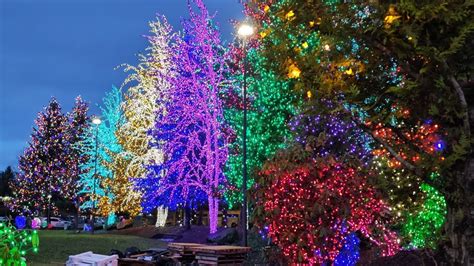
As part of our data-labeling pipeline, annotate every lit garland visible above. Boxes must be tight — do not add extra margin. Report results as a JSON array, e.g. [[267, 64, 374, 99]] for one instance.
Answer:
[[290, 102, 373, 163], [0, 223, 39, 265], [143, 0, 228, 234], [368, 119, 448, 247]]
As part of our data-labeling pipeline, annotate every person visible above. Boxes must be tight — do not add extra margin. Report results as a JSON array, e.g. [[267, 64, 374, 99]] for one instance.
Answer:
[[26, 216, 32, 229]]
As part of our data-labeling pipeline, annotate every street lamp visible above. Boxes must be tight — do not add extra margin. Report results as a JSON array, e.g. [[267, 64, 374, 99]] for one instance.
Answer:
[[91, 116, 101, 234], [237, 23, 254, 38], [237, 21, 254, 247], [92, 117, 102, 125]]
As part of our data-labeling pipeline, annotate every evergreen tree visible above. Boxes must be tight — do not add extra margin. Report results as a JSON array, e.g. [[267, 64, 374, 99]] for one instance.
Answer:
[[10, 98, 70, 219], [0, 167, 14, 197], [65, 96, 89, 228]]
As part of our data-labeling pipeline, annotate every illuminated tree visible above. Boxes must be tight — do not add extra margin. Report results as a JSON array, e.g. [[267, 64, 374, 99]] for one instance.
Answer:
[[106, 16, 177, 218], [143, 0, 228, 233], [11, 98, 70, 216], [224, 47, 300, 206], [65, 96, 89, 228], [245, 0, 473, 262], [78, 86, 124, 219], [254, 146, 399, 264]]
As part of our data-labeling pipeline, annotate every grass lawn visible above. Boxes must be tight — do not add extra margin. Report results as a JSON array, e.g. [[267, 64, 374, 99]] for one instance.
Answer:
[[27, 230, 166, 266]]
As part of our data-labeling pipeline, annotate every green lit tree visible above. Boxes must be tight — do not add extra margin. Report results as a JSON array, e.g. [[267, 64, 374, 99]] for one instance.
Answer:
[[224, 46, 301, 207]]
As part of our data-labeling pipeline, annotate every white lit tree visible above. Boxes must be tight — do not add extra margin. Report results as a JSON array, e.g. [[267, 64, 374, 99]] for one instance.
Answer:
[[106, 16, 176, 223]]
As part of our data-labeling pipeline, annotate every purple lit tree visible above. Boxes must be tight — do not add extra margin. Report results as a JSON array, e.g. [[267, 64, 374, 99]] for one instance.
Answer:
[[144, 0, 228, 233]]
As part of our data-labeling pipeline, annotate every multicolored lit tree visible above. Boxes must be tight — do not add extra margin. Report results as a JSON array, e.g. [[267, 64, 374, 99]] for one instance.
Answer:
[[245, 0, 473, 262], [142, 0, 228, 233], [65, 96, 89, 228], [10, 98, 71, 217], [78, 86, 124, 221], [254, 146, 399, 264]]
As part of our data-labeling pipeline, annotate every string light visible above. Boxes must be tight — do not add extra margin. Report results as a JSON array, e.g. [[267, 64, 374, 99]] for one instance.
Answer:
[[224, 47, 301, 206], [257, 158, 399, 264], [10, 98, 83, 215], [0, 223, 39, 264], [78, 86, 123, 218]]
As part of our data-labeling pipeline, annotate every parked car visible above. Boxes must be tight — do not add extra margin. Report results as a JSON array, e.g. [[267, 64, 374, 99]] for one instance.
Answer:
[[40, 217, 72, 229], [95, 217, 105, 227]]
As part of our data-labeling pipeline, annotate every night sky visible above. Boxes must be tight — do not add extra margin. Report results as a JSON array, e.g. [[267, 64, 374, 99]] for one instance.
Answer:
[[0, 0, 244, 170]]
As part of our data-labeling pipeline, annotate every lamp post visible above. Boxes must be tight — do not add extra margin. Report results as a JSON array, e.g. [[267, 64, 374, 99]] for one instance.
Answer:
[[47, 194, 52, 227], [237, 21, 254, 247], [91, 116, 101, 234]]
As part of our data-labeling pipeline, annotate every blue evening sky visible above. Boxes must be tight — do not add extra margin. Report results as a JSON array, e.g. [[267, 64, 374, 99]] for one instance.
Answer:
[[0, 0, 244, 170]]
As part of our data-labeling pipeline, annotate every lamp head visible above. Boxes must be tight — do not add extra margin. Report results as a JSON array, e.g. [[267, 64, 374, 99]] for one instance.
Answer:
[[92, 117, 102, 125], [238, 23, 254, 38]]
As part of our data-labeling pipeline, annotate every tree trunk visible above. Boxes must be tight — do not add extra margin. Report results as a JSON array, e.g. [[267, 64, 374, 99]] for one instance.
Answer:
[[107, 212, 116, 228], [445, 157, 474, 265], [155, 205, 168, 227], [197, 206, 203, 226], [184, 204, 191, 230], [208, 196, 218, 234], [74, 200, 79, 230]]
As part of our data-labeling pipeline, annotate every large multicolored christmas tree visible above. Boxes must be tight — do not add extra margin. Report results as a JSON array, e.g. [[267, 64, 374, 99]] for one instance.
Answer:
[[64, 96, 90, 228], [11, 98, 72, 216]]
